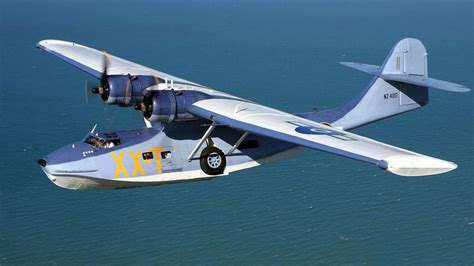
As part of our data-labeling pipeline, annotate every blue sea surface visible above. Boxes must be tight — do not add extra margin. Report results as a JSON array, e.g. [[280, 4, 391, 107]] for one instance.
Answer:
[[0, 0, 473, 264]]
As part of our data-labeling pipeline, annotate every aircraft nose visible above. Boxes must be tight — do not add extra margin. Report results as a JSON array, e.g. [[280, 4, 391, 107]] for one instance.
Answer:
[[37, 159, 47, 167]]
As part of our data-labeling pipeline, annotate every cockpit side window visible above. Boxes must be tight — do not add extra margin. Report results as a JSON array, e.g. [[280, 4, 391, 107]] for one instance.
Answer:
[[83, 134, 120, 149], [84, 135, 99, 147], [106, 139, 121, 148]]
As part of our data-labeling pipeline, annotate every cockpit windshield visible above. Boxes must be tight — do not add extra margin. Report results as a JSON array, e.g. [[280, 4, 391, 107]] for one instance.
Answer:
[[83, 133, 121, 149]]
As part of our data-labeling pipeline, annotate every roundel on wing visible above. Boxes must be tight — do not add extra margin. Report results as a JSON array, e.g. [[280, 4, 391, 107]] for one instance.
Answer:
[[295, 126, 334, 135]]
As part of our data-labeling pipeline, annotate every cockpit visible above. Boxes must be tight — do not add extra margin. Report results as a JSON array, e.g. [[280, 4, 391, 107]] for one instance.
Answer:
[[83, 132, 121, 149], [81, 127, 161, 150]]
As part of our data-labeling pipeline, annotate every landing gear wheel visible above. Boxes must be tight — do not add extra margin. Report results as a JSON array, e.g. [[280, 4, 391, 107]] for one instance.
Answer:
[[200, 146, 226, 175]]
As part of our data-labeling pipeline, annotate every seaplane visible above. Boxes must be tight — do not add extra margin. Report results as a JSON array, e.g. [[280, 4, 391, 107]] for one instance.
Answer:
[[36, 38, 470, 190]]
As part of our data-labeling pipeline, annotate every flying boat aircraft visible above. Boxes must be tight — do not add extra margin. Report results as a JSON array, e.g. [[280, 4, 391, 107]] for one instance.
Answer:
[[36, 38, 470, 190]]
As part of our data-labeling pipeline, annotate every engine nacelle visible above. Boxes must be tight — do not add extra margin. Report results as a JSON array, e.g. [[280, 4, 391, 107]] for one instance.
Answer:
[[142, 90, 208, 123], [101, 75, 157, 106]]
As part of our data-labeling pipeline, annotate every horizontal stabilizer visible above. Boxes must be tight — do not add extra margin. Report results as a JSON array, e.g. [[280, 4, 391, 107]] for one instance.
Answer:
[[340, 62, 470, 92], [382, 74, 470, 92], [340, 62, 380, 75]]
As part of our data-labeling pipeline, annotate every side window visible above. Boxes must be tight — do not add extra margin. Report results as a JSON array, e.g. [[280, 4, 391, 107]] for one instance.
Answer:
[[157, 147, 182, 172], [161, 151, 172, 159], [142, 152, 154, 160]]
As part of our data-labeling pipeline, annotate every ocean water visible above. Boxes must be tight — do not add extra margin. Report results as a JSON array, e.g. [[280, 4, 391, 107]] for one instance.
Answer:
[[0, 0, 473, 264]]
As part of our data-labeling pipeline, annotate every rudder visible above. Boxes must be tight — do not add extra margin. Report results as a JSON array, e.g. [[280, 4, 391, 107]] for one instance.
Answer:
[[381, 38, 428, 77]]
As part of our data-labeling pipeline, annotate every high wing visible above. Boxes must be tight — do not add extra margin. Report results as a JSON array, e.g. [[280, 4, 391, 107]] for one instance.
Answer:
[[188, 98, 457, 176], [36, 40, 202, 86]]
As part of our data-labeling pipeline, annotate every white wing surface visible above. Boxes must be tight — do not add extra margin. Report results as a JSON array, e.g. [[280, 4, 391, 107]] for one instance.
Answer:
[[36, 39, 202, 86], [188, 98, 457, 176]]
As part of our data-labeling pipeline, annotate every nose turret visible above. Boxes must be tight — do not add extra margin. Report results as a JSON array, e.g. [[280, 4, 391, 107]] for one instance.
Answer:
[[38, 141, 101, 190], [37, 159, 47, 167]]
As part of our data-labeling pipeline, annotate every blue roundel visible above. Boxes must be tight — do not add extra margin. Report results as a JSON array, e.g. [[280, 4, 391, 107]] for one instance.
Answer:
[[295, 126, 334, 135]]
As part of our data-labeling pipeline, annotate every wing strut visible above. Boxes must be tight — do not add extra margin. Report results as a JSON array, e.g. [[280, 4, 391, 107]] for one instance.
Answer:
[[187, 122, 217, 162], [227, 132, 249, 156]]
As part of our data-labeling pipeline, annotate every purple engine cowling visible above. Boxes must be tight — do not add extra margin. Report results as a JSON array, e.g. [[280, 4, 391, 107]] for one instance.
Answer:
[[142, 90, 209, 123], [101, 75, 157, 106]]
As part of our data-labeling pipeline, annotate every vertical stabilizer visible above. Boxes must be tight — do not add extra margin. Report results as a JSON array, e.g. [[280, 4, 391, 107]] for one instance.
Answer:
[[381, 38, 428, 77], [330, 38, 429, 129], [300, 38, 430, 130], [300, 38, 470, 130]]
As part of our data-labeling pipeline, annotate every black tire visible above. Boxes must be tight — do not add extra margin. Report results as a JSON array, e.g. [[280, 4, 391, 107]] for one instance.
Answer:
[[200, 146, 226, 175]]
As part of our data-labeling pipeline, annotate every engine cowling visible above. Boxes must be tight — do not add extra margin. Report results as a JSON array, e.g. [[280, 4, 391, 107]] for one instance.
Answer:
[[141, 90, 207, 123], [97, 75, 157, 106]]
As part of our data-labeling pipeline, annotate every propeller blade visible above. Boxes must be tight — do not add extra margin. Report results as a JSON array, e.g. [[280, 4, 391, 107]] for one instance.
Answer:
[[103, 103, 115, 129], [152, 75, 160, 86], [143, 117, 152, 128], [100, 51, 110, 86], [95, 51, 111, 101], [145, 75, 161, 91], [124, 76, 131, 105], [84, 80, 89, 104]]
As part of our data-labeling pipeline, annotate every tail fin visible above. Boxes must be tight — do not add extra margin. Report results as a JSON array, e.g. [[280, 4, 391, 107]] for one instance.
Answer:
[[381, 38, 428, 77], [302, 38, 470, 130]]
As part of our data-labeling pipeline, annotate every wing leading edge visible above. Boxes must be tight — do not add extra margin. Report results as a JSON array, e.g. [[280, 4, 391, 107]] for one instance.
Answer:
[[188, 98, 457, 176], [36, 39, 202, 86]]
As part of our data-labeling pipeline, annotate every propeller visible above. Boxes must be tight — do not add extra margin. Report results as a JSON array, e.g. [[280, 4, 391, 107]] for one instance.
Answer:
[[84, 80, 90, 104], [135, 91, 153, 119], [134, 74, 160, 118], [92, 51, 111, 101], [81, 52, 114, 127], [139, 76, 159, 128]]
